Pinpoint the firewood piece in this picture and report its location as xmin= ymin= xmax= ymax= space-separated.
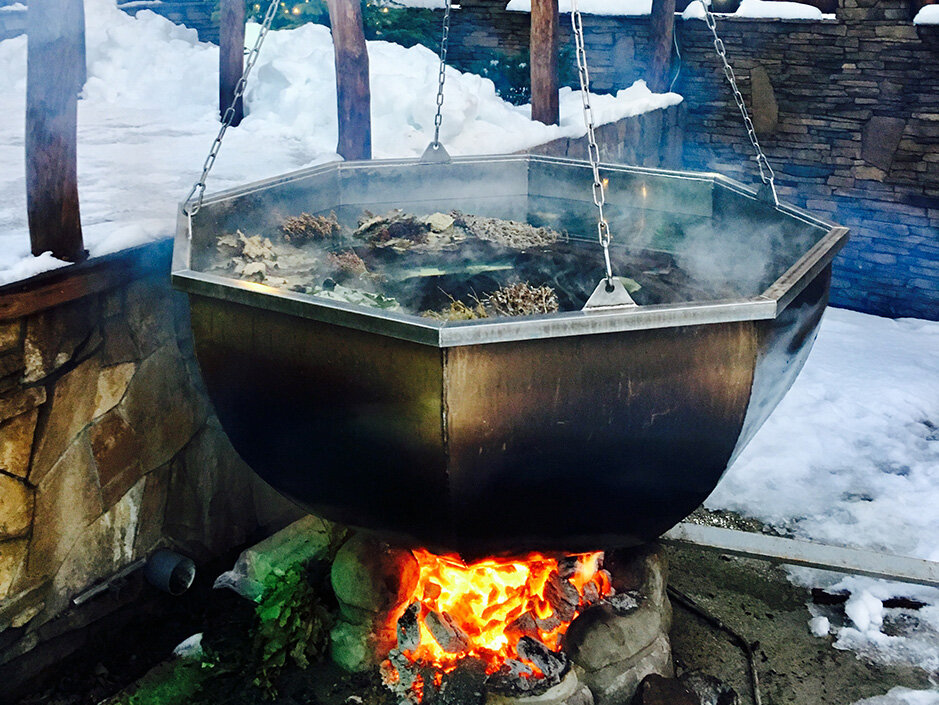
xmin=517 ymin=636 xmax=568 ymax=683
xmin=488 ymin=659 xmax=535 ymax=694
xmin=506 ymin=612 xmax=539 ymax=641
xmin=325 ymin=0 xmax=371 ymax=159
xmin=545 ymin=570 xmax=579 ymax=623
xmin=558 ymin=556 xmax=580 ymax=579
xmin=535 ymin=613 xmax=562 ymax=632
xmin=397 ymin=602 xmax=421 ymax=652
xmin=581 ymin=581 xmax=599 ymax=607
xmin=530 ymin=0 xmax=559 ymax=125
xmin=425 ymin=610 xmax=469 ymax=654
xmin=219 ymin=0 xmax=245 ymax=125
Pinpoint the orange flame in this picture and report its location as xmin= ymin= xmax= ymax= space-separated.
xmin=397 ymin=549 xmax=611 ymax=675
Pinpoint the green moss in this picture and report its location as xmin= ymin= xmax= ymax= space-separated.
xmin=112 ymin=661 xmax=209 ymax=705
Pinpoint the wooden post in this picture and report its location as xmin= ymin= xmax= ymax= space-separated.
xmin=325 ymin=0 xmax=372 ymax=160
xmin=26 ymin=0 xmax=86 ymax=262
xmin=219 ymin=0 xmax=245 ymax=126
xmin=530 ymin=0 xmax=559 ymax=125
xmin=648 ymin=0 xmax=676 ymax=93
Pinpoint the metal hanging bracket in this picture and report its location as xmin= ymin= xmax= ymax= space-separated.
xmin=421 ymin=141 xmax=451 ymax=163
xmin=583 ymin=277 xmax=639 ymax=311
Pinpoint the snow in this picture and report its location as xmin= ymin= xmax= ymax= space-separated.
xmin=913 ymin=5 xmax=939 ymax=25
xmin=681 ymin=0 xmax=834 ymax=20
xmin=0 ymin=3 xmax=26 ymax=12
xmin=506 ymin=0 xmax=652 ymax=15
xmin=0 ymin=0 xmax=680 ymax=286
xmin=852 ymin=688 xmax=939 ymax=705
xmin=808 ymin=615 xmax=830 ymax=637
xmin=708 ymin=307 xmax=939 ymax=675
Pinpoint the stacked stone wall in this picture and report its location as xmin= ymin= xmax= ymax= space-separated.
xmin=0 ymin=248 xmax=302 ymax=674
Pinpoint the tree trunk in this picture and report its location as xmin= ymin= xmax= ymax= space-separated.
xmin=326 ymin=0 xmax=372 ymax=160
xmin=648 ymin=0 xmax=676 ymax=93
xmin=26 ymin=0 xmax=86 ymax=262
xmin=530 ymin=0 xmax=559 ymax=125
xmin=219 ymin=0 xmax=245 ymax=126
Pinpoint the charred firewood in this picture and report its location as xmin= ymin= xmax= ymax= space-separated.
xmin=425 ymin=610 xmax=470 ymax=654
xmin=505 ymin=612 xmax=539 ymax=641
xmin=517 ymin=636 xmax=569 ymax=685
xmin=606 ymin=591 xmax=640 ymax=615
xmin=558 ymin=556 xmax=580 ymax=579
xmin=397 ymin=602 xmax=421 ymax=652
xmin=544 ymin=570 xmax=579 ymax=623
xmin=581 ymin=580 xmax=599 ymax=606
xmin=487 ymin=658 xmax=535 ymax=695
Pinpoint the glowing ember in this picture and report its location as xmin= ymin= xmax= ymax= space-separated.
xmin=394 ymin=549 xmax=612 ymax=676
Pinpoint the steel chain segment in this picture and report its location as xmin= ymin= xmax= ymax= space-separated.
xmin=183 ymin=0 xmax=282 ymax=217
xmin=700 ymin=0 xmax=779 ymax=205
xmin=431 ymin=0 xmax=452 ymax=146
xmin=571 ymin=0 xmax=615 ymax=285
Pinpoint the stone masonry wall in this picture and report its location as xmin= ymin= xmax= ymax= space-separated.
xmin=0 ymin=252 xmax=302 ymax=670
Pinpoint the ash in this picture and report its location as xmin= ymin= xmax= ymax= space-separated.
xmin=205 ymin=208 xmax=722 ymax=318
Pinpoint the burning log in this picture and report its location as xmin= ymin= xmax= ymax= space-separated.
xmin=545 ymin=570 xmax=580 ymax=623
xmin=398 ymin=602 xmax=421 ymax=652
xmin=517 ymin=636 xmax=569 ymax=684
xmin=425 ymin=610 xmax=470 ymax=654
xmin=505 ymin=612 xmax=539 ymax=642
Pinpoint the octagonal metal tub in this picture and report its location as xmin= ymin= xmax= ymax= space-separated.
xmin=172 ymin=154 xmax=848 ymax=556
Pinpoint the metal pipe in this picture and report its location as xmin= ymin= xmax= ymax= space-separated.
xmin=662 ymin=523 xmax=939 ymax=589
xmin=144 ymin=549 xmax=196 ymax=596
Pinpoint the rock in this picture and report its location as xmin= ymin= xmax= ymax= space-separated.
xmin=0 ymin=321 xmax=21 ymax=353
xmin=487 ymin=670 xmax=592 ymax=705
xmin=90 ymin=411 xmax=144 ymax=510
xmin=330 ymin=619 xmax=390 ymax=672
xmin=680 ymin=670 xmax=739 ymax=705
xmin=213 ymin=514 xmax=340 ymax=601
xmin=576 ymin=633 xmax=673 ymax=705
xmin=631 ymin=674 xmax=697 ymax=705
xmin=47 ymin=479 xmax=146 ymax=615
xmin=133 ymin=464 xmax=170 ymax=556
xmin=331 ymin=534 xmax=419 ymax=617
xmin=564 ymin=600 xmax=665 ymax=673
xmin=852 ymin=165 xmax=887 ymax=182
xmin=749 ymin=65 xmax=778 ymax=137
xmin=604 ymin=544 xmax=669 ymax=610
xmin=0 ymin=408 xmax=39 ymax=478
xmin=92 ymin=362 xmax=136 ymax=419
xmin=22 ymin=299 xmax=98 ymax=383
xmin=124 ymin=277 xmax=177 ymax=359
xmin=31 ymin=356 xmax=101 ymax=484
xmin=120 ymin=343 xmax=206 ymax=473
xmin=0 ymin=475 xmax=32 ymax=539
xmin=0 ymin=387 xmax=45 ymax=425
xmin=26 ymin=434 xmax=104 ymax=588
xmin=861 ymin=115 xmax=906 ymax=171
xmin=0 ymin=538 xmax=29 ymax=598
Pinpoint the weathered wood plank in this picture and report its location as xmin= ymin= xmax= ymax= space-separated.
xmin=325 ymin=0 xmax=372 ymax=160
xmin=26 ymin=0 xmax=87 ymax=262
xmin=530 ymin=0 xmax=559 ymax=126
xmin=648 ymin=0 xmax=676 ymax=93
xmin=219 ymin=0 xmax=245 ymax=126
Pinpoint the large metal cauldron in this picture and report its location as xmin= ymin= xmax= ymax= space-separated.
xmin=172 ymin=155 xmax=848 ymax=555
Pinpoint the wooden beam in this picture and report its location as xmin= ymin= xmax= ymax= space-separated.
xmin=26 ymin=0 xmax=86 ymax=263
xmin=530 ymin=0 xmax=559 ymax=125
xmin=648 ymin=0 xmax=676 ymax=93
xmin=326 ymin=0 xmax=372 ymax=160
xmin=219 ymin=0 xmax=245 ymax=126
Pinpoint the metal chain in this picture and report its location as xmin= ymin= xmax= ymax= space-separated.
xmin=430 ymin=0 xmax=453 ymax=147
xmin=700 ymin=0 xmax=779 ymax=206
xmin=571 ymin=0 xmax=614 ymax=286
xmin=183 ymin=0 xmax=281 ymax=217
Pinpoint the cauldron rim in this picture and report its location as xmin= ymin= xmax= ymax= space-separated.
xmin=172 ymin=154 xmax=848 ymax=349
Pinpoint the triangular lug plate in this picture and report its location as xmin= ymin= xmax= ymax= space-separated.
xmin=420 ymin=142 xmax=451 ymax=163
xmin=583 ymin=278 xmax=639 ymax=311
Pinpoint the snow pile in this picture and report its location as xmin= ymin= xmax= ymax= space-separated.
xmin=0 ymin=0 xmax=681 ymax=286
xmin=506 ymin=0 xmax=652 ymax=15
xmin=682 ymin=0 xmax=833 ymax=20
xmin=852 ymin=688 xmax=939 ymax=705
xmin=913 ymin=5 xmax=939 ymax=25
xmin=708 ymin=307 xmax=939 ymax=673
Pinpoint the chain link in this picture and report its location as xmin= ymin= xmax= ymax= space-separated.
xmin=700 ymin=0 xmax=779 ymax=206
xmin=571 ymin=0 xmax=614 ymax=285
xmin=183 ymin=0 xmax=282 ymax=217
xmin=430 ymin=0 xmax=452 ymax=147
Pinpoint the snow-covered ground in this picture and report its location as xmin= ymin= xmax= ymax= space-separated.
xmin=708 ymin=307 xmax=939 ymax=692
xmin=0 ymin=0 xmax=680 ymax=286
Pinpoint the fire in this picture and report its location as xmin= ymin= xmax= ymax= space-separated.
xmin=395 ymin=549 xmax=612 ymax=675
